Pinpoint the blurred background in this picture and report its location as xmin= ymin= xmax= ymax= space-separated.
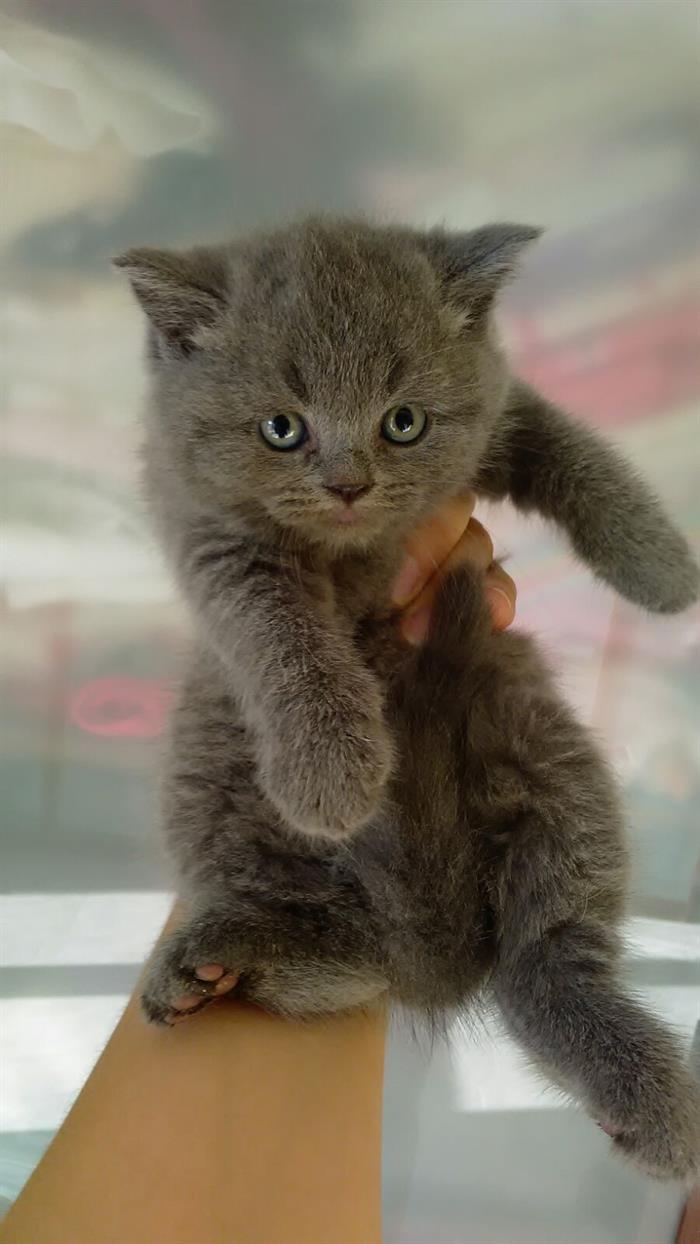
xmin=1 ymin=2 xmax=699 ymax=1240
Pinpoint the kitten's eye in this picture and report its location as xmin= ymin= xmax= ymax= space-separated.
xmin=381 ymin=403 xmax=427 ymax=445
xmin=259 ymin=413 xmax=308 ymax=451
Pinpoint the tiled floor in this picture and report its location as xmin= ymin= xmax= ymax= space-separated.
xmin=1 ymin=3 xmax=699 ymax=1240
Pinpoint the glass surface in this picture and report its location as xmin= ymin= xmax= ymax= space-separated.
xmin=1 ymin=2 xmax=698 ymax=1239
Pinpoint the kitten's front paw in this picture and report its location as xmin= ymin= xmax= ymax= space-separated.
xmin=261 ymin=689 xmax=394 ymax=839
xmin=613 ymin=529 xmax=699 ymax=614
xmin=596 ymin=1057 xmax=699 ymax=1181
xmin=639 ymin=549 xmax=698 ymax=614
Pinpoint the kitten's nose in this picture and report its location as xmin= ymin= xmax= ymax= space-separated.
xmin=324 ymin=482 xmax=372 ymax=505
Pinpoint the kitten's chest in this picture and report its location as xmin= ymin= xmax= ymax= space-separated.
xmin=331 ymin=544 xmax=402 ymax=624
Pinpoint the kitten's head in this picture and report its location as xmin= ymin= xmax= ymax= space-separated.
xmin=115 ymin=218 xmax=539 ymax=551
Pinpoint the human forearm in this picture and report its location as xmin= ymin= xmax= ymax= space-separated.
xmin=1 ymin=912 xmax=386 ymax=1244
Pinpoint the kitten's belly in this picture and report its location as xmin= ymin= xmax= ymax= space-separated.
xmin=167 ymin=644 xmax=494 ymax=1000
xmin=353 ymin=809 xmax=495 ymax=1007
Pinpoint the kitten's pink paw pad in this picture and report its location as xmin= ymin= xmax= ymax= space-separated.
xmin=173 ymin=992 xmax=207 ymax=1011
xmin=214 ymin=972 xmax=238 ymax=994
xmin=165 ymin=970 xmax=239 ymax=1022
xmin=169 ymin=968 xmax=239 ymax=1015
xmin=597 ymin=1120 xmax=623 ymax=1138
xmin=195 ymin=963 xmax=225 ymax=981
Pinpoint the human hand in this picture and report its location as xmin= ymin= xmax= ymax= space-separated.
xmin=391 ymin=493 xmax=516 ymax=646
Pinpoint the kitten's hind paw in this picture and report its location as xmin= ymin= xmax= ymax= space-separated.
xmin=141 ymin=933 xmax=240 ymax=1027
xmin=610 ymin=1118 xmax=699 ymax=1183
xmin=596 ymin=1062 xmax=700 ymax=1181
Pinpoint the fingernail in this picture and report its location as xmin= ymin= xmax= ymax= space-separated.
xmin=486 ymin=586 xmax=514 ymax=630
xmin=391 ymin=556 xmax=422 ymax=606
xmin=401 ymin=604 xmax=432 ymax=647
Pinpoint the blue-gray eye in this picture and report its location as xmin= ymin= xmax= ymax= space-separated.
xmin=259 ymin=413 xmax=308 ymax=451
xmin=381 ymin=403 xmax=427 ymax=445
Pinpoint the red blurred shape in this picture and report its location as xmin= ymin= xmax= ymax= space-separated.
xmin=70 ymin=676 xmax=172 ymax=738
xmin=512 ymin=295 xmax=700 ymax=425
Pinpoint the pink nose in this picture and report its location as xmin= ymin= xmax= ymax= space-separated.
xmin=324 ymin=483 xmax=371 ymax=504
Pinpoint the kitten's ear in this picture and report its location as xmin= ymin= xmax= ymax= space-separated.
xmin=113 ymin=245 xmax=229 ymax=356
xmin=421 ymin=223 xmax=542 ymax=319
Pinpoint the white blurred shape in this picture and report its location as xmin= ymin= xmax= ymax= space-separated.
xmin=0 ymin=16 xmax=213 ymax=155
xmin=1 ymin=996 xmax=127 ymax=1131
xmin=0 ymin=892 xmax=172 ymax=968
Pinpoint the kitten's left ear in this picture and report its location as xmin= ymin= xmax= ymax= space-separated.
xmin=113 ymin=245 xmax=229 ymax=356
xmin=420 ymin=223 xmax=542 ymax=318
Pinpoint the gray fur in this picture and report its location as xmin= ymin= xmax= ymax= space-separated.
xmin=116 ymin=218 xmax=699 ymax=1180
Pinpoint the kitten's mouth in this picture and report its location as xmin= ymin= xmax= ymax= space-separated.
xmin=325 ymin=498 xmax=383 ymax=535
xmin=270 ymin=499 xmax=382 ymax=546
xmin=331 ymin=505 xmax=360 ymax=526
xmin=317 ymin=499 xmax=382 ymax=545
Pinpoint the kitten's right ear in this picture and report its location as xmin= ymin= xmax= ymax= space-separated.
xmin=419 ymin=223 xmax=543 ymax=320
xmin=113 ymin=246 xmax=229 ymax=356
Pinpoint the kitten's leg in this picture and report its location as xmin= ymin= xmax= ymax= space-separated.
xmin=172 ymin=529 xmax=393 ymax=840
xmin=423 ymin=571 xmax=699 ymax=1178
xmin=143 ymin=659 xmax=389 ymax=1025
xmin=141 ymin=887 xmax=387 ymax=1026
xmin=484 ymin=736 xmax=700 ymax=1186
xmin=476 ymin=378 xmax=699 ymax=612
xmin=493 ymin=918 xmax=699 ymax=1180
xmin=421 ymin=569 xmax=699 ymax=1178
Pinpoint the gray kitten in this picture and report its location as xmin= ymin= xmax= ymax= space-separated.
xmin=116 ymin=218 xmax=699 ymax=1180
